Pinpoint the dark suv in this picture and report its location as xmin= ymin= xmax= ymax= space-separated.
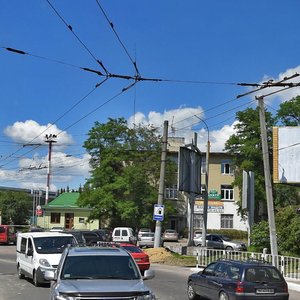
xmin=187 ymin=259 xmax=289 ymax=300
xmin=45 ymin=245 xmax=156 ymax=300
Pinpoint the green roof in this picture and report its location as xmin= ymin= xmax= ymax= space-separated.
xmin=44 ymin=192 xmax=80 ymax=208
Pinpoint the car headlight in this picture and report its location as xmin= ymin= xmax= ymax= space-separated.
xmin=137 ymin=293 xmax=156 ymax=300
xmin=39 ymin=258 xmax=51 ymax=267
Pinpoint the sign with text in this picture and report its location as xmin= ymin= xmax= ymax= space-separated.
xmin=153 ymin=204 xmax=164 ymax=221
xmin=194 ymin=200 xmax=224 ymax=213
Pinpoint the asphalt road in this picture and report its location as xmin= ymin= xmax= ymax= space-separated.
xmin=1 ymin=245 xmax=300 ymax=300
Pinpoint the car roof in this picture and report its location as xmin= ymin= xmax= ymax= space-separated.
xmin=66 ymin=246 xmax=130 ymax=257
xmin=216 ymin=259 xmax=273 ymax=268
xmin=18 ymin=231 xmax=74 ymax=238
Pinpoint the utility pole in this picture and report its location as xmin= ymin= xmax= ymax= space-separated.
xmin=154 ymin=120 xmax=168 ymax=248
xmin=45 ymin=134 xmax=57 ymax=204
xmin=257 ymin=95 xmax=278 ymax=259
xmin=194 ymin=116 xmax=210 ymax=247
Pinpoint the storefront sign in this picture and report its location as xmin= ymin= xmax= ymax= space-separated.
xmin=194 ymin=199 xmax=224 ymax=213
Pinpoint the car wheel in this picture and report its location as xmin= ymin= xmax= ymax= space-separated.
xmin=187 ymin=282 xmax=201 ymax=300
xmin=17 ymin=265 xmax=25 ymax=279
xmin=225 ymin=246 xmax=233 ymax=251
xmin=219 ymin=291 xmax=229 ymax=300
xmin=33 ymin=271 xmax=40 ymax=287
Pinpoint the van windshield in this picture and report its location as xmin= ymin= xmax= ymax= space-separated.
xmin=33 ymin=236 xmax=76 ymax=254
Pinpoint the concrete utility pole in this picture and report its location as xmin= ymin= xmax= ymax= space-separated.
xmin=154 ymin=120 xmax=168 ymax=248
xmin=45 ymin=134 xmax=57 ymax=204
xmin=194 ymin=116 xmax=210 ymax=247
xmin=257 ymin=96 xmax=278 ymax=259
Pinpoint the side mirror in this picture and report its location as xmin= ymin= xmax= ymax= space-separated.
xmin=44 ymin=270 xmax=56 ymax=281
xmin=143 ymin=269 xmax=155 ymax=280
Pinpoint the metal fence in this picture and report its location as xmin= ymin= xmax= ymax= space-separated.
xmin=195 ymin=248 xmax=300 ymax=281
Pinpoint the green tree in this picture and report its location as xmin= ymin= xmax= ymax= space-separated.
xmin=224 ymin=107 xmax=276 ymax=222
xmin=0 ymin=191 xmax=32 ymax=224
xmin=276 ymin=95 xmax=300 ymax=126
xmin=78 ymin=117 xmax=176 ymax=229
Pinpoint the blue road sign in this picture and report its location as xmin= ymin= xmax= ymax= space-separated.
xmin=153 ymin=204 xmax=164 ymax=221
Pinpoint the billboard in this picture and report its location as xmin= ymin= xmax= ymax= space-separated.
xmin=273 ymin=126 xmax=300 ymax=184
xmin=178 ymin=146 xmax=202 ymax=194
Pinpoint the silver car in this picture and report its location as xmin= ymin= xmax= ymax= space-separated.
xmin=194 ymin=233 xmax=247 ymax=251
xmin=45 ymin=246 xmax=156 ymax=299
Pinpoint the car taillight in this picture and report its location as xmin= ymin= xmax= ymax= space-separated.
xmin=235 ymin=281 xmax=245 ymax=293
xmin=283 ymin=281 xmax=288 ymax=293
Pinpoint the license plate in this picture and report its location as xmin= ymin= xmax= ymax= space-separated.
xmin=256 ymin=288 xmax=274 ymax=294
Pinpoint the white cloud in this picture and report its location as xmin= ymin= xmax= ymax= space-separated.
xmin=257 ymin=66 xmax=300 ymax=103
xmin=4 ymin=120 xmax=73 ymax=146
xmin=128 ymin=107 xmax=237 ymax=152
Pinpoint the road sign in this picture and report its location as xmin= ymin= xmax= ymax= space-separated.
xmin=153 ymin=204 xmax=164 ymax=221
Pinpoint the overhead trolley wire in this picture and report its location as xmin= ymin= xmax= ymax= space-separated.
xmin=95 ymin=0 xmax=140 ymax=77
xmin=46 ymin=0 xmax=108 ymax=75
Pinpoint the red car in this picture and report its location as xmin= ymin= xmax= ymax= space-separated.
xmin=119 ymin=243 xmax=150 ymax=275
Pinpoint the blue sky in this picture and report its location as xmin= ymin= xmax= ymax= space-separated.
xmin=1 ymin=0 xmax=300 ymax=192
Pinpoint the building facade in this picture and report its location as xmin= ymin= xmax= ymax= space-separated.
xmin=164 ymin=137 xmax=247 ymax=235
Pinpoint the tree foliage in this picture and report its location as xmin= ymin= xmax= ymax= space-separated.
xmin=0 ymin=191 xmax=32 ymax=224
xmin=78 ymin=117 xmax=176 ymax=229
xmin=276 ymin=96 xmax=300 ymax=126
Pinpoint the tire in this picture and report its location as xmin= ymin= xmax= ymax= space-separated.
xmin=33 ymin=271 xmax=40 ymax=287
xmin=187 ymin=282 xmax=201 ymax=300
xmin=17 ymin=265 xmax=25 ymax=279
xmin=225 ymin=246 xmax=233 ymax=251
xmin=219 ymin=291 xmax=229 ymax=300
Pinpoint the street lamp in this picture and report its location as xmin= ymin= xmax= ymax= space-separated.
xmin=194 ymin=115 xmax=210 ymax=247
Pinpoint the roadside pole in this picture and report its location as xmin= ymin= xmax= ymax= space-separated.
xmin=154 ymin=120 xmax=168 ymax=248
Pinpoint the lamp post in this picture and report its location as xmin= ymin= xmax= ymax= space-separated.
xmin=194 ymin=115 xmax=210 ymax=247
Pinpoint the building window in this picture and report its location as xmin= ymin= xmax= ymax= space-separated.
xmin=221 ymin=214 xmax=233 ymax=229
xmin=221 ymin=185 xmax=234 ymax=201
xmin=50 ymin=212 xmax=61 ymax=224
xmin=79 ymin=217 xmax=85 ymax=223
xmin=165 ymin=184 xmax=178 ymax=199
xmin=194 ymin=214 xmax=203 ymax=229
xmin=221 ymin=160 xmax=233 ymax=175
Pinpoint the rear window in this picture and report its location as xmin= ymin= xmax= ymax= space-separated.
xmin=245 ymin=267 xmax=283 ymax=282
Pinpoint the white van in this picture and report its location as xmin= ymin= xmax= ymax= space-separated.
xmin=112 ymin=227 xmax=137 ymax=244
xmin=16 ymin=231 xmax=77 ymax=286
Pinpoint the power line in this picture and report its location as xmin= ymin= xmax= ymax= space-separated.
xmin=95 ymin=0 xmax=140 ymax=77
xmin=46 ymin=0 xmax=108 ymax=75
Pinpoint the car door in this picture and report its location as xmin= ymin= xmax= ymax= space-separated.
xmin=194 ymin=262 xmax=218 ymax=298
xmin=210 ymin=234 xmax=223 ymax=249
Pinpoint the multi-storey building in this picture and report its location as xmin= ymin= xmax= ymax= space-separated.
xmin=164 ymin=137 xmax=247 ymax=235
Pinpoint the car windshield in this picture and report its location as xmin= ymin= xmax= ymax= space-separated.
xmin=61 ymin=255 xmax=140 ymax=280
xmin=34 ymin=236 xmax=76 ymax=254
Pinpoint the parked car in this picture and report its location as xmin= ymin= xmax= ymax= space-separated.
xmin=138 ymin=228 xmax=152 ymax=239
xmin=194 ymin=233 xmax=247 ymax=251
xmin=162 ymin=229 xmax=179 ymax=242
xmin=187 ymin=259 xmax=289 ymax=300
xmin=112 ymin=227 xmax=137 ymax=244
xmin=44 ymin=245 xmax=156 ymax=299
xmin=92 ymin=229 xmax=107 ymax=241
xmin=62 ymin=230 xmax=86 ymax=246
xmin=138 ymin=232 xmax=155 ymax=248
xmin=80 ymin=230 xmax=103 ymax=246
xmin=0 ymin=225 xmax=16 ymax=245
xmin=193 ymin=229 xmax=202 ymax=239
xmin=119 ymin=243 xmax=150 ymax=275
